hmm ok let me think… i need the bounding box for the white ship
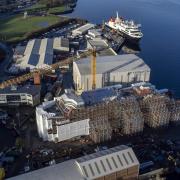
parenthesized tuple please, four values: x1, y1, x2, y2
(105, 12, 143, 43)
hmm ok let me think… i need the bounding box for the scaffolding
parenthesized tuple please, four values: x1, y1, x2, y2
(170, 100, 180, 123)
(69, 102, 112, 143)
(68, 96, 145, 140)
(45, 91, 180, 144)
(90, 115, 112, 143)
(140, 94, 171, 128)
(111, 97, 144, 135)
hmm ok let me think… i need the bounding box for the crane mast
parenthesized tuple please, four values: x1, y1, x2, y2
(91, 48, 96, 90)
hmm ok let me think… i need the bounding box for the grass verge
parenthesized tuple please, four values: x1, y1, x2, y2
(0, 14, 61, 42)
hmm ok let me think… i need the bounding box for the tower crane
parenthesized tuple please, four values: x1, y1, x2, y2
(91, 48, 96, 90)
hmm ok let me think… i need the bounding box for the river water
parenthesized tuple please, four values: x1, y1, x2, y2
(68, 0, 180, 97)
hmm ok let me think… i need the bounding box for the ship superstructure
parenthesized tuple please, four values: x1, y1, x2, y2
(105, 12, 143, 43)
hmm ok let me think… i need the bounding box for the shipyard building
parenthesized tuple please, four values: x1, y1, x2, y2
(87, 38, 117, 56)
(13, 37, 69, 70)
(73, 54, 151, 91)
(8, 145, 139, 180)
(0, 85, 40, 106)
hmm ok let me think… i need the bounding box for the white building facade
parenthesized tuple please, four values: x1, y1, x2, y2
(73, 54, 151, 91)
(0, 85, 40, 106)
(36, 96, 90, 142)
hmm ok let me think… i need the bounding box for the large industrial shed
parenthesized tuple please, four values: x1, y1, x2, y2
(14, 37, 69, 69)
(8, 145, 139, 180)
(73, 54, 151, 91)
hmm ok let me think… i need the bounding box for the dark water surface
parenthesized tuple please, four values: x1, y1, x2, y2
(68, 0, 180, 97)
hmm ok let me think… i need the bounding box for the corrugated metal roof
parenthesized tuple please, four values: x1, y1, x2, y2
(88, 29, 101, 37)
(44, 53, 53, 65)
(76, 145, 139, 180)
(46, 38, 54, 55)
(75, 54, 150, 75)
(60, 38, 69, 48)
(88, 39, 117, 56)
(0, 85, 41, 96)
(73, 23, 95, 34)
(32, 39, 41, 54)
(81, 88, 117, 106)
(17, 38, 62, 68)
(39, 38, 47, 55)
(98, 48, 117, 56)
(88, 39, 108, 48)
(28, 54, 40, 66)
(7, 145, 139, 180)
(24, 39, 35, 55)
(53, 37, 69, 51)
(53, 37, 60, 49)
(7, 160, 85, 180)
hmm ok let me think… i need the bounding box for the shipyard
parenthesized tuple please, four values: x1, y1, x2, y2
(0, 0, 180, 180)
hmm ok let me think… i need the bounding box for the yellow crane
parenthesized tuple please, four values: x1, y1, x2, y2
(91, 48, 96, 90)
(0, 167, 5, 180)
(0, 47, 102, 90)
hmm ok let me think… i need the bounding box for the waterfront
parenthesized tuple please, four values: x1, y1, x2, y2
(68, 0, 180, 97)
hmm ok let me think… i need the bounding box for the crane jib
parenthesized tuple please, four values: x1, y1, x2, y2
(0, 47, 107, 89)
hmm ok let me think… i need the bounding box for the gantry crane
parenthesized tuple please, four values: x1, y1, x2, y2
(0, 47, 101, 90)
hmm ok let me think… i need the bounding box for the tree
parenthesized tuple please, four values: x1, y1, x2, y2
(15, 137, 24, 150)
(0, 167, 5, 180)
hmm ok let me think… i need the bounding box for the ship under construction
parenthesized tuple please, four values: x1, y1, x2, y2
(36, 83, 180, 143)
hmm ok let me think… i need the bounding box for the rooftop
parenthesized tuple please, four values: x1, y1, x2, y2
(7, 160, 84, 180)
(72, 23, 95, 34)
(7, 145, 139, 180)
(87, 39, 117, 56)
(53, 37, 69, 51)
(14, 45, 26, 55)
(75, 54, 150, 75)
(0, 85, 41, 96)
(76, 145, 139, 179)
(37, 82, 156, 117)
(88, 29, 102, 37)
(81, 87, 118, 106)
(15, 37, 69, 69)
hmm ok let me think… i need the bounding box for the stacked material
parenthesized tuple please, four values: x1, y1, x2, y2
(70, 103, 113, 143)
(114, 97, 144, 135)
(90, 114, 112, 143)
(170, 100, 180, 123)
(87, 103, 112, 143)
(140, 95, 171, 128)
